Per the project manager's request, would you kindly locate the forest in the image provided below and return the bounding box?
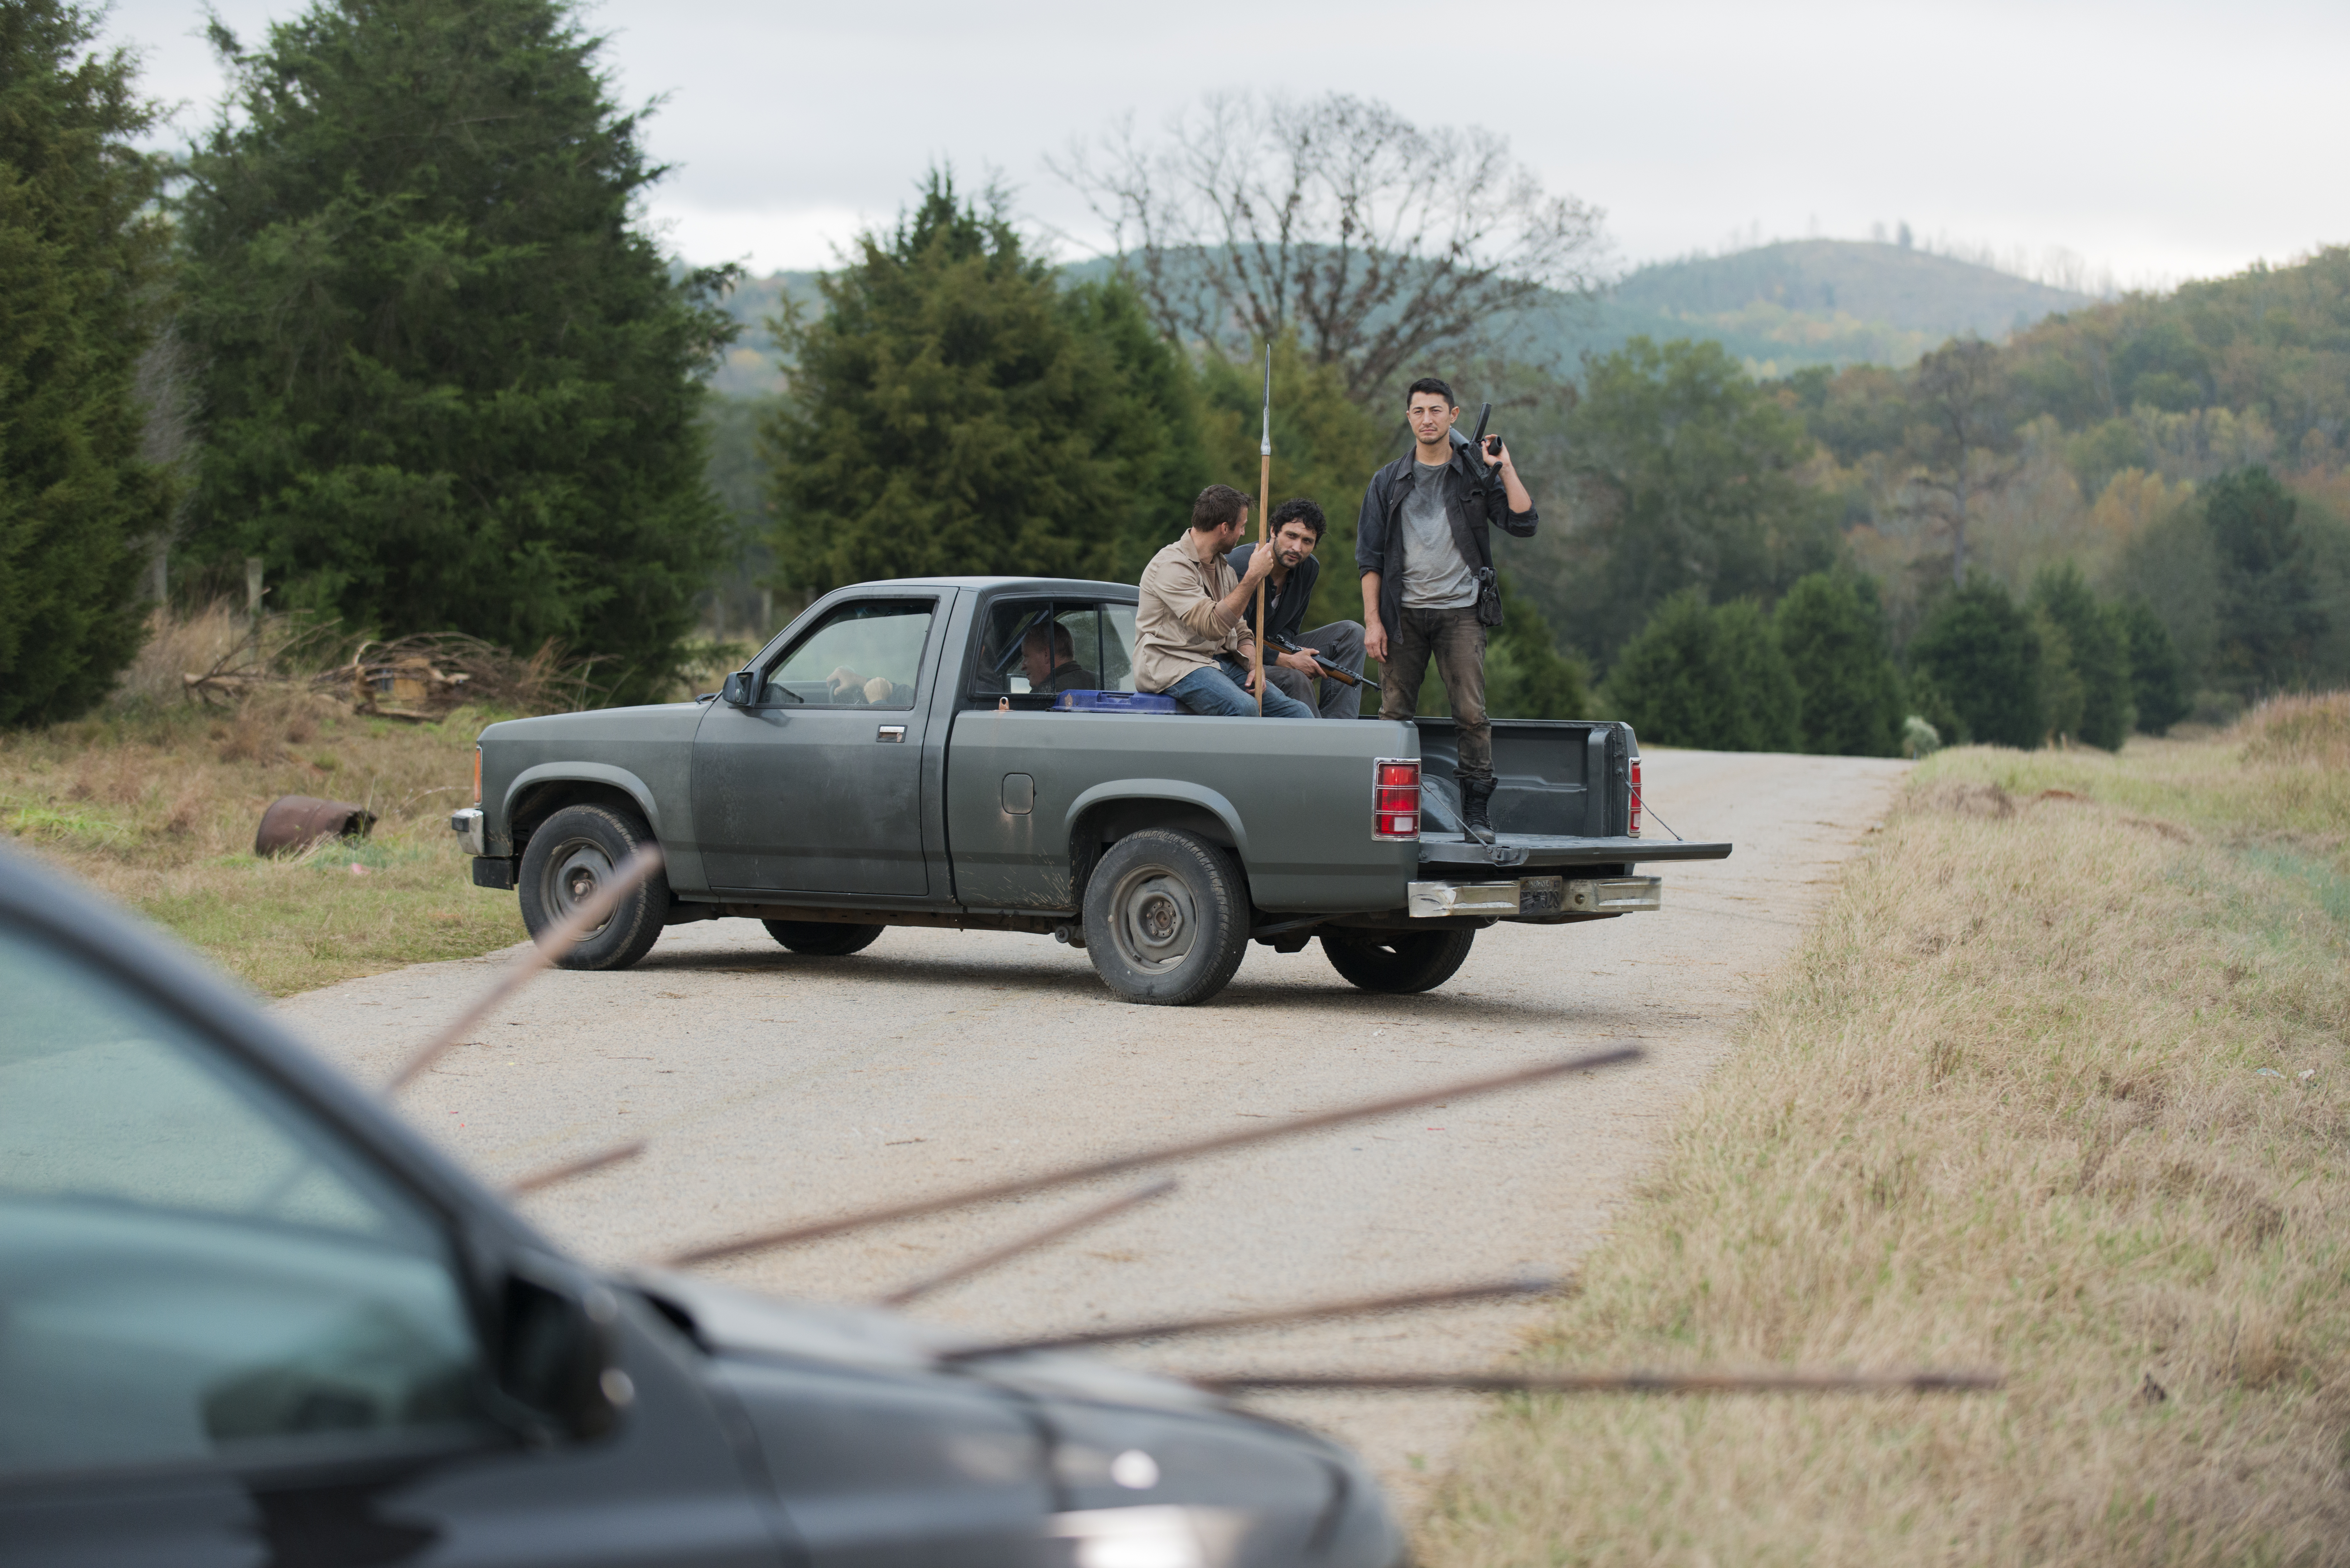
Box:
[4,0,2344,757]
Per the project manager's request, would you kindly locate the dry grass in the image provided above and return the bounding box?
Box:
[3,607,527,996]
[1423,695,2350,1566]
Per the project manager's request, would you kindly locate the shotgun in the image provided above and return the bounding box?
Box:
[1270,631,1380,692]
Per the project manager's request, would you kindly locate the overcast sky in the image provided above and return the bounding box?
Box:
[105,0,2347,291]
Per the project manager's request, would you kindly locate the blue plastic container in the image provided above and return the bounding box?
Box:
[1052,690,1180,713]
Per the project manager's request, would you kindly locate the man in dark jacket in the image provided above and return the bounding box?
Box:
[1227,498,1367,720]
[1355,376,1538,841]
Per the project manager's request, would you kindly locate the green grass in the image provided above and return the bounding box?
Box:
[4,694,524,996]
[1421,697,2350,1566]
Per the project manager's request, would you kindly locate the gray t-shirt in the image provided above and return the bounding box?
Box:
[1399,460,1477,610]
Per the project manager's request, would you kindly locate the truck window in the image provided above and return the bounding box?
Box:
[765,600,935,708]
[971,601,1137,704]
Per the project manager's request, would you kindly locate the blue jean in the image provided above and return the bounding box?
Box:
[1162,657,1315,718]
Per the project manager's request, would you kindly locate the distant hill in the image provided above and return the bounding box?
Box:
[699,238,2094,396]
[1500,239,2096,379]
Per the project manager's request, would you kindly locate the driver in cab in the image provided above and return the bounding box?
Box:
[1022,623,1098,693]
[1133,485,1313,718]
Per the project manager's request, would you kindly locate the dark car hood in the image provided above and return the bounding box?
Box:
[628,1269,1242,1417]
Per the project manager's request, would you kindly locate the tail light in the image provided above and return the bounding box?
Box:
[1373,758,1420,840]
[473,745,482,806]
[1628,756,1642,837]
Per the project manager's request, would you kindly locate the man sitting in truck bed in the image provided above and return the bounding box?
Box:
[1228,498,1367,720]
[1134,485,1314,718]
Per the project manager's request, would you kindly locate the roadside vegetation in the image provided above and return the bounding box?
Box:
[1425,694,2350,1566]
[1,605,523,995]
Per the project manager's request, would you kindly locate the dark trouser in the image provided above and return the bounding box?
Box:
[1264,620,1368,721]
[1377,605,1490,780]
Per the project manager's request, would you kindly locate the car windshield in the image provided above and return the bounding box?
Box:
[0,922,491,1477]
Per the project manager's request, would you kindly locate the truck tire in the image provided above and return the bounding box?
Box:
[1321,929,1475,994]
[516,804,670,971]
[1082,829,1250,1006]
[762,920,883,956]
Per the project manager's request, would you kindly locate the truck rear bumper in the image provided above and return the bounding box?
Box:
[1417,833,1732,872]
[1408,875,1662,921]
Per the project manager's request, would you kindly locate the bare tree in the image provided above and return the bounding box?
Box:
[1051,93,1606,405]
[1905,337,2019,584]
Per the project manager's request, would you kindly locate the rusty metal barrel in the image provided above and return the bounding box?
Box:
[254,796,378,857]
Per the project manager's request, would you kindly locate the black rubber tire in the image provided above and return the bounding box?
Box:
[1081,828,1250,1006]
[762,920,884,956]
[1320,928,1476,994]
[516,803,670,971]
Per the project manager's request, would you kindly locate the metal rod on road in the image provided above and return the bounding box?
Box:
[663,1044,1641,1266]
[1193,1368,2005,1395]
[507,1139,647,1196]
[878,1178,1179,1310]
[942,1277,1560,1361]
[384,845,663,1094]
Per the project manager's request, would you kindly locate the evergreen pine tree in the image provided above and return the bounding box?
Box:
[1603,591,1729,748]
[769,173,1199,596]
[2203,466,2329,692]
[2115,597,2188,734]
[176,0,734,702]
[1773,571,1901,756]
[1714,599,1800,751]
[2030,561,2131,748]
[1909,579,2043,749]
[0,1,175,727]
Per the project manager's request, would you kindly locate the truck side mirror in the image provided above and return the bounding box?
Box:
[493,1252,632,1443]
[720,670,756,707]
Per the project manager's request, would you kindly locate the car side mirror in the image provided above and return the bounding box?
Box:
[493,1253,632,1443]
[720,670,756,707]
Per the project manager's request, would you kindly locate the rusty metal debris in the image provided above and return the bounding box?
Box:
[942,1278,1561,1361]
[1191,1368,2005,1396]
[664,1045,1642,1267]
[508,1139,648,1196]
[342,644,472,720]
[878,1179,1180,1309]
[254,795,378,857]
[384,845,664,1094]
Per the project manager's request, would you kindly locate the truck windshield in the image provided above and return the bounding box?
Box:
[766,601,935,708]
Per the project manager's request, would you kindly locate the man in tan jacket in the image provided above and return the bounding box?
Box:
[1134,485,1315,718]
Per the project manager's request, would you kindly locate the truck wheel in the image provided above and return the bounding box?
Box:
[1082,829,1250,1006]
[517,804,670,971]
[1321,929,1476,994]
[763,920,883,956]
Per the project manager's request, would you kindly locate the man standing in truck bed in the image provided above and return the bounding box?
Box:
[1357,377,1538,841]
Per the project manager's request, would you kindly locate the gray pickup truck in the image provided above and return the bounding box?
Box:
[453,577,1731,1005]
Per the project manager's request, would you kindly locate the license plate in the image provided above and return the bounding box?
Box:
[1519,876,1565,915]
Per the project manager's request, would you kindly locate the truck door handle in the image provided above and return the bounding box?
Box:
[877,726,906,743]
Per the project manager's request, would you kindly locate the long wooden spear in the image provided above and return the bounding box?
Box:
[1252,343,1271,714]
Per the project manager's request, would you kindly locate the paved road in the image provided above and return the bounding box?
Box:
[280,749,1908,1514]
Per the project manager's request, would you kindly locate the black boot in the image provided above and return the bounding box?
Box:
[1460,776,1497,844]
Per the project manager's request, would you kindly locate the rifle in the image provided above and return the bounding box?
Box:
[1467,400,1492,459]
[1270,632,1380,692]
